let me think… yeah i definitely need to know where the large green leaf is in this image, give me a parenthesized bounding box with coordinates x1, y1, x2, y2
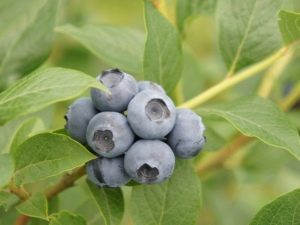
(0, 0, 46, 64)
(56, 24, 144, 75)
(13, 133, 95, 185)
(16, 193, 48, 220)
(49, 211, 86, 225)
(144, 1, 183, 93)
(217, 0, 283, 74)
(0, 0, 58, 77)
(0, 154, 14, 188)
(249, 189, 300, 225)
(84, 180, 124, 225)
(198, 96, 300, 159)
(0, 67, 104, 125)
(131, 160, 201, 225)
(278, 10, 300, 45)
(10, 118, 45, 155)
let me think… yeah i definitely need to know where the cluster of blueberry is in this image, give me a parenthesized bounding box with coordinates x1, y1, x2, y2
(65, 68, 206, 187)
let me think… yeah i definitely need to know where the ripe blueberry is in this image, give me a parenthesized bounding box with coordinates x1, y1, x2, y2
(64, 97, 98, 144)
(86, 112, 134, 158)
(138, 81, 165, 94)
(86, 156, 130, 188)
(124, 140, 175, 184)
(91, 68, 138, 112)
(168, 109, 206, 158)
(127, 90, 176, 139)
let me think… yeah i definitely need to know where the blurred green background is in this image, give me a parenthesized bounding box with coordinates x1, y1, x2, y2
(0, 0, 300, 225)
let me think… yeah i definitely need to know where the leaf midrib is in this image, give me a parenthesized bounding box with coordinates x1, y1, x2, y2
(0, 82, 94, 106)
(228, 0, 259, 74)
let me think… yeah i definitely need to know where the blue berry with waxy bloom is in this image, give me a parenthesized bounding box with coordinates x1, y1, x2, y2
(86, 156, 131, 188)
(168, 109, 206, 158)
(91, 68, 138, 112)
(127, 90, 176, 139)
(124, 140, 175, 184)
(86, 112, 134, 158)
(64, 97, 98, 144)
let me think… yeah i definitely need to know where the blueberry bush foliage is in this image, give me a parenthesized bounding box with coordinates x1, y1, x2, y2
(0, 0, 300, 225)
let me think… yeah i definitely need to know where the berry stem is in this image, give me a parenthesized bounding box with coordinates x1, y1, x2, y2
(9, 184, 30, 201)
(45, 166, 86, 199)
(178, 47, 289, 109)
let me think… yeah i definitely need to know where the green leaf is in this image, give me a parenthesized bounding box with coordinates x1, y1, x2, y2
(0, 120, 25, 154)
(0, 154, 14, 188)
(84, 180, 124, 225)
(249, 189, 300, 225)
(56, 24, 144, 75)
(28, 198, 59, 225)
(198, 96, 300, 159)
(13, 133, 95, 185)
(58, 186, 103, 225)
(131, 160, 201, 225)
(144, 1, 183, 93)
(16, 193, 48, 220)
(0, 67, 104, 125)
(52, 128, 68, 135)
(0, 0, 58, 77)
(217, 0, 283, 74)
(0, 114, 47, 154)
(288, 110, 300, 130)
(50, 211, 86, 225)
(0, 0, 47, 64)
(176, 0, 203, 33)
(278, 10, 300, 45)
(0, 191, 18, 211)
(10, 118, 45, 155)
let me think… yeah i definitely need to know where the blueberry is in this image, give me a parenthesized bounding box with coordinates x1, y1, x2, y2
(124, 140, 175, 184)
(86, 112, 134, 158)
(127, 90, 176, 139)
(168, 109, 206, 158)
(138, 81, 165, 94)
(91, 68, 138, 112)
(64, 97, 98, 144)
(86, 156, 130, 187)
